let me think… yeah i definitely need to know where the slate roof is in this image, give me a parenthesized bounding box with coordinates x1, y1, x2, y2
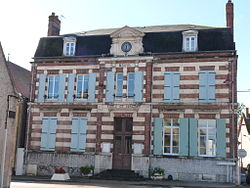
(34, 24, 235, 58)
(6, 61, 31, 98)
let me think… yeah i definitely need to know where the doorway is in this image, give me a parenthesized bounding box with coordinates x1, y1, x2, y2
(112, 118, 133, 170)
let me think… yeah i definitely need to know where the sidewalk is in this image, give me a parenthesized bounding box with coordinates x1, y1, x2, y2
(12, 175, 240, 188)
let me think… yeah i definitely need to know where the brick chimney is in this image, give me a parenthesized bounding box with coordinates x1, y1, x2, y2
(226, 0, 234, 31)
(47, 12, 61, 36)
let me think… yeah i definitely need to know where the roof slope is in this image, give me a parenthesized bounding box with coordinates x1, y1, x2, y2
(6, 61, 31, 98)
(74, 24, 221, 36)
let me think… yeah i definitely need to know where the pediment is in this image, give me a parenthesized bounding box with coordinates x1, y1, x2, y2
(110, 26, 145, 38)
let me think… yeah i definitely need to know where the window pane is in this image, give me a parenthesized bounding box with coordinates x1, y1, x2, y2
(164, 119, 171, 127)
(199, 129, 206, 135)
(114, 118, 122, 131)
(200, 147, 206, 155)
(83, 75, 89, 98)
(172, 135, 179, 146)
(164, 146, 170, 153)
(48, 76, 54, 98)
(173, 119, 179, 127)
(164, 135, 171, 147)
(164, 128, 171, 134)
(128, 73, 135, 97)
(173, 128, 179, 134)
(77, 75, 83, 98)
(200, 136, 206, 147)
(198, 120, 207, 127)
(172, 146, 179, 153)
(54, 76, 59, 98)
(125, 118, 133, 132)
(207, 120, 216, 127)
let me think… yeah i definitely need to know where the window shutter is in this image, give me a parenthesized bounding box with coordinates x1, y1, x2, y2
(71, 117, 87, 152)
(179, 118, 189, 156)
(199, 71, 207, 102)
(38, 74, 46, 103)
(67, 74, 75, 103)
(153, 118, 163, 155)
(88, 73, 97, 102)
(164, 72, 171, 102)
(105, 72, 115, 102)
(48, 118, 57, 150)
(116, 74, 123, 97)
(79, 118, 87, 152)
(189, 118, 198, 156)
(71, 118, 79, 152)
(135, 71, 143, 102)
(207, 71, 215, 102)
(172, 72, 180, 102)
(58, 74, 66, 102)
(40, 118, 49, 150)
(216, 119, 226, 158)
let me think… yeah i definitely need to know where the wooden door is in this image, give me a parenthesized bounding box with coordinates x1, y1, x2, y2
(112, 118, 132, 170)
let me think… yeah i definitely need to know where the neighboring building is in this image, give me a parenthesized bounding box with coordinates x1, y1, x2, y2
(0, 43, 31, 188)
(25, 1, 238, 183)
(238, 108, 250, 169)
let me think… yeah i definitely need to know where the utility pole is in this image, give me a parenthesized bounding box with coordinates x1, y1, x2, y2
(0, 95, 19, 188)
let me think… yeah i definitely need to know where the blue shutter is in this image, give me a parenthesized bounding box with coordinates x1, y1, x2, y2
(71, 117, 87, 152)
(38, 74, 46, 103)
(40, 118, 49, 150)
(153, 118, 163, 155)
(135, 71, 143, 102)
(208, 71, 215, 102)
(189, 118, 198, 156)
(199, 71, 207, 102)
(105, 72, 115, 102)
(179, 118, 189, 156)
(172, 72, 180, 102)
(164, 72, 171, 102)
(216, 119, 226, 158)
(88, 73, 97, 102)
(128, 73, 135, 97)
(71, 118, 79, 152)
(79, 118, 87, 152)
(48, 118, 57, 151)
(116, 74, 123, 97)
(67, 74, 75, 103)
(58, 74, 66, 102)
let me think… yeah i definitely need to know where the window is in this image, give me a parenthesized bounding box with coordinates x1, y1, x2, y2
(40, 117, 57, 151)
(182, 30, 198, 52)
(65, 42, 75, 56)
(163, 119, 180, 155)
(76, 75, 89, 99)
(164, 72, 180, 102)
(48, 75, 59, 99)
(71, 117, 87, 152)
(128, 73, 135, 97)
(199, 71, 215, 103)
(116, 73, 123, 97)
(105, 71, 143, 102)
(63, 37, 76, 56)
(198, 119, 216, 157)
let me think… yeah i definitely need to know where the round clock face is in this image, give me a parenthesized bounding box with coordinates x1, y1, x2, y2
(121, 42, 132, 52)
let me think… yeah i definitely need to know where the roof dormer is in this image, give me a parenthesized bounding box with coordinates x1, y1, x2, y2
(110, 26, 145, 56)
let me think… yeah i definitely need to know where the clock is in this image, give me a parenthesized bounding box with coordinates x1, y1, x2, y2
(121, 42, 132, 52)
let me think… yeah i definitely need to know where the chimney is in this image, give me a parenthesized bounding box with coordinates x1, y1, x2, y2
(47, 12, 61, 36)
(226, 0, 234, 31)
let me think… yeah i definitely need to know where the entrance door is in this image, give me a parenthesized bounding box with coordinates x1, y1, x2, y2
(113, 118, 132, 170)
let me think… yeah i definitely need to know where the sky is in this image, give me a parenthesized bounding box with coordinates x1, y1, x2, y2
(0, 0, 249, 106)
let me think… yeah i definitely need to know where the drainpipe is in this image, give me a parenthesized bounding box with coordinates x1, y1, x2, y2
(1, 95, 19, 188)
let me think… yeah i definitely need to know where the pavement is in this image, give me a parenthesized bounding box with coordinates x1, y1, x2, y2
(11, 175, 247, 188)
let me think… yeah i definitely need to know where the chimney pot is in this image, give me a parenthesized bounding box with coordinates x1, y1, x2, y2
(47, 12, 61, 36)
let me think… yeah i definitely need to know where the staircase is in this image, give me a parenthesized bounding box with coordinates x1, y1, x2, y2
(93, 169, 145, 181)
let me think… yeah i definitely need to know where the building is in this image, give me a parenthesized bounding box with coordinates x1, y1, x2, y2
(25, 1, 238, 183)
(238, 108, 250, 169)
(0, 43, 31, 188)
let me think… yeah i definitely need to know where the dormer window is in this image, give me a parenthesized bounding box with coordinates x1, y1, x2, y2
(182, 30, 198, 52)
(63, 37, 76, 56)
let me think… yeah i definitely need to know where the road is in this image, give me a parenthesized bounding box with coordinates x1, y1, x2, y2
(10, 182, 164, 188)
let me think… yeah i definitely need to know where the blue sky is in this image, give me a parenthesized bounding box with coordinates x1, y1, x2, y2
(0, 0, 249, 105)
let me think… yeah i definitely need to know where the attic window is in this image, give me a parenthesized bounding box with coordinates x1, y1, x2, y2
(63, 37, 76, 56)
(182, 30, 198, 52)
